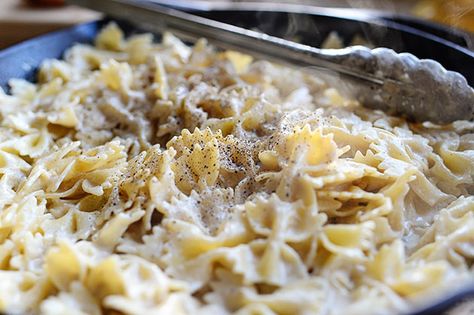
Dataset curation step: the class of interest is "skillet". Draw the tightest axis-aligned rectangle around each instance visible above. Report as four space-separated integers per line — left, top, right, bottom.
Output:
0 3 473 314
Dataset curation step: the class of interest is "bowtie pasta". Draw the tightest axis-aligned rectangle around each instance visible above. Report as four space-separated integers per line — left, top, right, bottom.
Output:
0 22 473 315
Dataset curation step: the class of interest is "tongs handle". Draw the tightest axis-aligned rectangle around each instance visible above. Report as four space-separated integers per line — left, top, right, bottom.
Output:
69 0 474 124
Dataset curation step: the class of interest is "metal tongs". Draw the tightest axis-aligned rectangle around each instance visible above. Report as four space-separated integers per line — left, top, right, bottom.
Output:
69 0 474 124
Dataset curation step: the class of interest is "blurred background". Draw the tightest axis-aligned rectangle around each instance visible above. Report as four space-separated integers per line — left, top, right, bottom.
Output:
0 0 473 49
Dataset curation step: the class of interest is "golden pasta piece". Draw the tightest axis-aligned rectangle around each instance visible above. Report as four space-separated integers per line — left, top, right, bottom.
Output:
8 78 37 101
0 272 51 313
0 148 32 170
39 60 74 83
168 128 220 193
38 77 63 98
119 145 165 199
321 221 374 259
148 149 180 202
367 240 404 283
47 101 79 128
153 55 169 100
161 204 252 261
85 257 125 300
390 261 449 296
95 208 145 249
162 32 192 61
95 22 124 51
241 278 328 315
256 240 308 285
99 59 132 92
439 140 474 175
317 187 392 221
221 50 253 74
40 282 101 315
258 150 279 170
245 194 323 242
173 141 219 193
41 208 99 240
45 241 83 291
126 34 153 64
282 125 337 166
167 127 221 154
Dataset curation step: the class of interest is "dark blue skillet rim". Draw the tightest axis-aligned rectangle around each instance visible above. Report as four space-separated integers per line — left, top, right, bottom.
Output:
158 1 474 51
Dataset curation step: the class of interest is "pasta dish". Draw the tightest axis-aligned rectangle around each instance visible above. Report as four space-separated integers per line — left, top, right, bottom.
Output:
0 23 473 315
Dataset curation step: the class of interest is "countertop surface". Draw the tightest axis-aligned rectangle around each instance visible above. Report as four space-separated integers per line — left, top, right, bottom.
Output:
0 0 100 49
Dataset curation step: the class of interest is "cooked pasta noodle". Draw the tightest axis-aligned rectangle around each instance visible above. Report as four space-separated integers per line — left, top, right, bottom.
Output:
0 22 473 315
